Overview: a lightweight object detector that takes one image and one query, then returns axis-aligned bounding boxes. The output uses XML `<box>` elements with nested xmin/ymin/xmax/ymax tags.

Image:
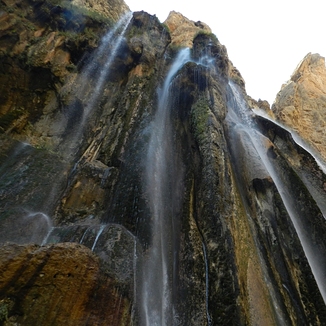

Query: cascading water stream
<box><xmin>40</xmin><ymin>13</ymin><xmax>133</xmax><ymax>246</ymax></box>
<box><xmin>79</xmin><ymin>226</ymin><xmax>90</xmax><ymax>244</ymax></box>
<box><xmin>140</xmin><ymin>48</ymin><xmax>191</xmax><ymax>326</ymax></box>
<box><xmin>227</xmin><ymin>81</ymin><xmax>326</xmax><ymax>304</ymax></box>
<box><xmin>202</xmin><ymin>241</ymin><xmax>212</xmax><ymax>325</ymax></box>
<box><xmin>59</xmin><ymin>12</ymin><xmax>133</xmax><ymax>158</ymax></box>
<box><xmin>80</xmin><ymin>12</ymin><xmax>133</xmax><ymax>121</ymax></box>
<box><xmin>253</xmin><ymin>108</ymin><xmax>326</xmax><ymax>217</ymax></box>
<box><xmin>252</xmin><ymin>108</ymin><xmax>326</xmax><ymax>172</ymax></box>
<box><xmin>41</xmin><ymin>226</ymin><xmax>55</xmax><ymax>246</ymax></box>
<box><xmin>91</xmin><ymin>225</ymin><xmax>105</xmax><ymax>251</ymax></box>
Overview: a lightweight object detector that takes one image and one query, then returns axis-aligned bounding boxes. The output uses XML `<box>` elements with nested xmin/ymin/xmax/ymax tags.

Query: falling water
<box><xmin>41</xmin><ymin>226</ymin><xmax>55</xmax><ymax>246</ymax></box>
<box><xmin>253</xmin><ymin>107</ymin><xmax>326</xmax><ymax>174</ymax></box>
<box><xmin>253</xmin><ymin>108</ymin><xmax>326</xmax><ymax>218</ymax></box>
<box><xmin>79</xmin><ymin>226</ymin><xmax>90</xmax><ymax>244</ymax></box>
<box><xmin>25</xmin><ymin>211</ymin><xmax>52</xmax><ymax>244</ymax></box>
<box><xmin>91</xmin><ymin>225</ymin><xmax>106</xmax><ymax>251</ymax></box>
<box><xmin>140</xmin><ymin>48</ymin><xmax>190</xmax><ymax>326</ymax></box>
<box><xmin>202</xmin><ymin>242</ymin><xmax>212</xmax><ymax>325</ymax></box>
<box><xmin>59</xmin><ymin>12</ymin><xmax>133</xmax><ymax>157</ymax></box>
<box><xmin>0</xmin><ymin>14</ymin><xmax>134</xmax><ymax>247</ymax></box>
<box><xmin>37</xmin><ymin>14</ymin><xmax>133</xmax><ymax>241</ymax></box>
<box><xmin>80</xmin><ymin>12</ymin><xmax>133</xmax><ymax>120</ymax></box>
<box><xmin>227</xmin><ymin>81</ymin><xmax>326</xmax><ymax>304</ymax></box>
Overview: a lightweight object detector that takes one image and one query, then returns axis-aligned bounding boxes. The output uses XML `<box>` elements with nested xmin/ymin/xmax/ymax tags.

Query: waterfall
<box><xmin>0</xmin><ymin>13</ymin><xmax>134</xmax><ymax>247</ymax></box>
<box><xmin>253</xmin><ymin>107</ymin><xmax>326</xmax><ymax>174</ymax></box>
<box><xmin>80</xmin><ymin>12</ymin><xmax>133</xmax><ymax>120</ymax></box>
<box><xmin>253</xmin><ymin>108</ymin><xmax>326</xmax><ymax>217</ymax></box>
<box><xmin>59</xmin><ymin>12</ymin><xmax>133</xmax><ymax>158</ymax></box>
<box><xmin>91</xmin><ymin>225</ymin><xmax>105</xmax><ymax>251</ymax></box>
<box><xmin>40</xmin><ymin>14</ymin><xmax>132</xmax><ymax>241</ymax></box>
<box><xmin>227</xmin><ymin>81</ymin><xmax>326</xmax><ymax>305</ymax></box>
<box><xmin>139</xmin><ymin>48</ymin><xmax>190</xmax><ymax>326</ymax></box>
<box><xmin>41</xmin><ymin>226</ymin><xmax>55</xmax><ymax>246</ymax></box>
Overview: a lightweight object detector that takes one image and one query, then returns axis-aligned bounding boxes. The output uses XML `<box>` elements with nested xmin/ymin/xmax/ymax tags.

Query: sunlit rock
<box><xmin>164</xmin><ymin>11</ymin><xmax>211</xmax><ymax>48</ymax></box>
<box><xmin>273</xmin><ymin>53</ymin><xmax>326</xmax><ymax>161</ymax></box>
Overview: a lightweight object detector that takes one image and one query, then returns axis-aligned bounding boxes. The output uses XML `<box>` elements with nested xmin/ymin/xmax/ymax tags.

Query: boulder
<box><xmin>0</xmin><ymin>242</ymin><xmax>131</xmax><ymax>325</ymax></box>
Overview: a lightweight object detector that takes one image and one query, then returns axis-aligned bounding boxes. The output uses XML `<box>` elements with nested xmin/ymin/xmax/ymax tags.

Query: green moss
<box><xmin>167</xmin><ymin>43</ymin><xmax>184</xmax><ymax>57</ymax></box>
<box><xmin>0</xmin><ymin>299</ymin><xmax>12</xmax><ymax>322</ymax></box>
<box><xmin>161</xmin><ymin>23</ymin><xmax>170</xmax><ymax>34</ymax></box>
<box><xmin>191</xmin><ymin>96</ymin><xmax>210</xmax><ymax>143</ymax></box>
<box><xmin>127</xmin><ymin>25</ymin><xmax>142</xmax><ymax>39</ymax></box>
<box><xmin>193</xmin><ymin>31</ymin><xmax>219</xmax><ymax>44</ymax></box>
<box><xmin>66</xmin><ymin>63</ymin><xmax>77</xmax><ymax>72</ymax></box>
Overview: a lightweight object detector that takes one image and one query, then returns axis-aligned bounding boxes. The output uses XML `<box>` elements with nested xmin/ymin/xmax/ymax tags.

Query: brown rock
<box><xmin>273</xmin><ymin>53</ymin><xmax>326</xmax><ymax>160</ymax></box>
<box><xmin>26</xmin><ymin>32</ymin><xmax>71</xmax><ymax>78</ymax></box>
<box><xmin>0</xmin><ymin>242</ymin><xmax>131</xmax><ymax>325</ymax></box>
<box><xmin>229</xmin><ymin>64</ymin><xmax>246</xmax><ymax>89</ymax></box>
<box><xmin>257</xmin><ymin>99</ymin><xmax>271</xmax><ymax>111</ymax></box>
<box><xmin>247</xmin><ymin>96</ymin><xmax>275</xmax><ymax>119</ymax></box>
<box><xmin>71</xmin><ymin>0</ymin><xmax>130</xmax><ymax>22</ymax></box>
<box><xmin>164</xmin><ymin>11</ymin><xmax>211</xmax><ymax>48</ymax></box>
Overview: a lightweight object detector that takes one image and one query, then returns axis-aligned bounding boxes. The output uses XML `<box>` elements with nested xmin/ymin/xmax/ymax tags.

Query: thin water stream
<box><xmin>253</xmin><ymin>108</ymin><xmax>326</xmax><ymax>218</ymax></box>
<box><xmin>253</xmin><ymin>108</ymin><xmax>326</xmax><ymax>174</ymax></box>
<box><xmin>140</xmin><ymin>48</ymin><xmax>191</xmax><ymax>326</ymax></box>
<box><xmin>80</xmin><ymin>12</ymin><xmax>133</xmax><ymax>120</ymax></box>
<box><xmin>227</xmin><ymin>81</ymin><xmax>326</xmax><ymax>304</ymax></box>
<box><xmin>40</xmin><ymin>14</ymin><xmax>133</xmax><ymax>246</ymax></box>
<box><xmin>91</xmin><ymin>225</ymin><xmax>105</xmax><ymax>251</ymax></box>
<box><xmin>59</xmin><ymin>12</ymin><xmax>133</xmax><ymax>159</ymax></box>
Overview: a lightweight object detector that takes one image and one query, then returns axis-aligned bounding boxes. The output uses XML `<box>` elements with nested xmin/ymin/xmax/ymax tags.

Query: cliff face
<box><xmin>273</xmin><ymin>53</ymin><xmax>326</xmax><ymax>161</ymax></box>
<box><xmin>1</xmin><ymin>0</ymin><xmax>326</xmax><ymax>325</ymax></box>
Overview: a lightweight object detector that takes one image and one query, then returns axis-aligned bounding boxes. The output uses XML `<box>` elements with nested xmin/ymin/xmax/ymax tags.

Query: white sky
<box><xmin>126</xmin><ymin>0</ymin><xmax>325</xmax><ymax>104</ymax></box>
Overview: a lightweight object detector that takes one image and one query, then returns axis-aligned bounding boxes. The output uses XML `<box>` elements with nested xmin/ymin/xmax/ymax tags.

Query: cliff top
<box><xmin>164</xmin><ymin>11</ymin><xmax>211</xmax><ymax>48</ymax></box>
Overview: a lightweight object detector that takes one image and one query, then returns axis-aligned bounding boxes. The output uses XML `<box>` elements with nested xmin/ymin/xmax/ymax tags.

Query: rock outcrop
<box><xmin>0</xmin><ymin>0</ymin><xmax>129</xmax><ymax>146</ymax></box>
<box><xmin>273</xmin><ymin>53</ymin><xmax>326</xmax><ymax>160</ymax></box>
<box><xmin>164</xmin><ymin>11</ymin><xmax>211</xmax><ymax>48</ymax></box>
<box><xmin>1</xmin><ymin>0</ymin><xmax>326</xmax><ymax>325</ymax></box>
<box><xmin>0</xmin><ymin>243</ymin><xmax>130</xmax><ymax>325</ymax></box>
<box><xmin>71</xmin><ymin>0</ymin><xmax>130</xmax><ymax>21</ymax></box>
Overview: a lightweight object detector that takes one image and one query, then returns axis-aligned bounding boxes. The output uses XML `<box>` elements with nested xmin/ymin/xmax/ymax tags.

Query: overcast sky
<box><xmin>126</xmin><ymin>0</ymin><xmax>325</xmax><ymax>104</ymax></box>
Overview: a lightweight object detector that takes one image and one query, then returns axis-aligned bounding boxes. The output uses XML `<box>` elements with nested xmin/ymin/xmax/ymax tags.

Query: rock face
<box><xmin>1</xmin><ymin>0</ymin><xmax>326</xmax><ymax>325</ymax></box>
<box><xmin>273</xmin><ymin>53</ymin><xmax>326</xmax><ymax>160</ymax></box>
<box><xmin>164</xmin><ymin>11</ymin><xmax>211</xmax><ymax>48</ymax></box>
<box><xmin>71</xmin><ymin>0</ymin><xmax>130</xmax><ymax>21</ymax></box>
<box><xmin>0</xmin><ymin>243</ymin><xmax>130</xmax><ymax>325</ymax></box>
